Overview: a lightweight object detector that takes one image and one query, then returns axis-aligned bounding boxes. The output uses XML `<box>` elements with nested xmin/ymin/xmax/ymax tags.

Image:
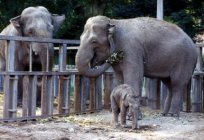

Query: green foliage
<box><xmin>0</xmin><ymin>0</ymin><xmax>203</xmax><ymax>39</ymax></box>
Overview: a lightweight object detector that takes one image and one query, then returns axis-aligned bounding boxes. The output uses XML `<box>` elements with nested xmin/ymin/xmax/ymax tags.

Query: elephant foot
<box><xmin>127</xmin><ymin>113</ymin><xmax>132</xmax><ymax>121</ymax></box>
<box><xmin>121</xmin><ymin>124</ymin><xmax>128</xmax><ymax>128</ymax></box>
<box><xmin>138</xmin><ymin>111</ymin><xmax>143</xmax><ymax>120</ymax></box>
<box><xmin>132</xmin><ymin>125</ymin><xmax>139</xmax><ymax>130</ymax></box>
<box><xmin>113</xmin><ymin>122</ymin><xmax>120</xmax><ymax>128</ymax></box>
<box><xmin>168</xmin><ymin>108</ymin><xmax>180</xmax><ymax>118</ymax></box>
<box><xmin>168</xmin><ymin>113</ymin><xmax>180</xmax><ymax>118</ymax></box>
<box><xmin>127</xmin><ymin>112</ymin><xmax>142</xmax><ymax>120</ymax></box>
<box><xmin>161</xmin><ymin>112</ymin><xmax>168</xmax><ymax>116</ymax></box>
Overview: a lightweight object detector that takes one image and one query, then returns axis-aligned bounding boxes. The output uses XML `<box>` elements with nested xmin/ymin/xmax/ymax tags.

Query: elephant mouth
<box><xmin>90</xmin><ymin>53</ymin><xmax>106</xmax><ymax>68</ymax></box>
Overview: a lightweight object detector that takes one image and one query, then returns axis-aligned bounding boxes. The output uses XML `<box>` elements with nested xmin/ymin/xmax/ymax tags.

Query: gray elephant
<box><xmin>0</xmin><ymin>6</ymin><xmax>64</xmax><ymax>101</ymax></box>
<box><xmin>75</xmin><ymin>16</ymin><xmax>198</xmax><ymax>117</ymax></box>
<box><xmin>111</xmin><ymin>84</ymin><xmax>140</xmax><ymax>129</ymax></box>
<box><xmin>0</xmin><ymin>6</ymin><xmax>65</xmax><ymax>71</ymax></box>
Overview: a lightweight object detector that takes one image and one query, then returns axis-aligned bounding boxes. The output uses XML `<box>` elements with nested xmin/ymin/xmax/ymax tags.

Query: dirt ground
<box><xmin>0</xmin><ymin>107</ymin><xmax>204</xmax><ymax>140</ymax></box>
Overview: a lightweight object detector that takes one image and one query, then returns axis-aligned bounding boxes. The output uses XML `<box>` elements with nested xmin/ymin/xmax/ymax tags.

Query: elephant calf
<box><xmin>111</xmin><ymin>84</ymin><xmax>140</xmax><ymax>129</ymax></box>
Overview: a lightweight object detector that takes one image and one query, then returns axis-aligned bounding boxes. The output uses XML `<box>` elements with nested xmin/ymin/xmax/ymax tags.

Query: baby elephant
<box><xmin>111</xmin><ymin>84</ymin><xmax>140</xmax><ymax>129</ymax></box>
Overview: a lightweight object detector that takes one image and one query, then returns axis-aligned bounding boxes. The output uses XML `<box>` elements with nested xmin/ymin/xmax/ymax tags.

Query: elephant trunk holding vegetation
<box><xmin>76</xmin><ymin>16</ymin><xmax>198</xmax><ymax>117</ymax></box>
<box><xmin>0</xmin><ymin>6</ymin><xmax>65</xmax><ymax>71</ymax></box>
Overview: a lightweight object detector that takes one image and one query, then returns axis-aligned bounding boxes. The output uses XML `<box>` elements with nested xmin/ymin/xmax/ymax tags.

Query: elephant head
<box><xmin>75</xmin><ymin>16</ymin><xmax>116</xmax><ymax>77</ymax></box>
<box><xmin>9</xmin><ymin>6</ymin><xmax>65</xmax><ymax>70</ymax></box>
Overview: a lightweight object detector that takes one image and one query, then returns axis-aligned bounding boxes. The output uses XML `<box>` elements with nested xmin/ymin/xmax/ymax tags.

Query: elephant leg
<box><xmin>111</xmin><ymin>96</ymin><xmax>120</xmax><ymax>127</ymax></box>
<box><xmin>168</xmin><ymin>84</ymin><xmax>185</xmax><ymax>117</ymax></box>
<box><xmin>132</xmin><ymin>108</ymin><xmax>139</xmax><ymax>129</ymax></box>
<box><xmin>114</xmin><ymin>72</ymin><xmax>124</xmax><ymax>86</ymax></box>
<box><xmin>161</xmin><ymin>78</ymin><xmax>172</xmax><ymax>116</ymax></box>
<box><xmin>123</xmin><ymin>64</ymin><xmax>144</xmax><ymax>120</ymax></box>
<box><xmin>120</xmin><ymin>104</ymin><xmax>128</xmax><ymax>128</ymax></box>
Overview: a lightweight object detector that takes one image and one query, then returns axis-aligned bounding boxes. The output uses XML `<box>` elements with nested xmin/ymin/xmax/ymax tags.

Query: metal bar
<box><xmin>0</xmin><ymin>70</ymin><xmax>114</xmax><ymax>75</ymax></box>
<box><xmin>59</xmin><ymin>44</ymin><xmax>67</xmax><ymax>72</ymax></box>
<box><xmin>157</xmin><ymin>0</ymin><xmax>163</xmax><ymax>20</ymax></box>
<box><xmin>196</xmin><ymin>47</ymin><xmax>203</xmax><ymax>71</ymax></box>
<box><xmin>29</xmin><ymin>44</ymin><xmax>32</xmax><ymax>72</ymax></box>
<box><xmin>7</xmin><ymin>40</ymin><xmax>16</xmax><ymax>72</ymax></box>
<box><xmin>0</xmin><ymin>71</ymin><xmax>79</xmax><ymax>75</ymax></box>
<box><xmin>46</xmin><ymin>43</ymin><xmax>49</xmax><ymax>72</ymax></box>
<box><xmin>57</xmin><ymin>76</ymin><xmax>63</xmax><ymax>114</ymax></box>
<box><xmin>0</xmin><ymin>35</ymin><xmax>80</xmax><ymax>45</ymax></box>
<box><xmin>62</xmin><ymin>76</ymin><xmax>70</xmax><ymax>114</ymax></box>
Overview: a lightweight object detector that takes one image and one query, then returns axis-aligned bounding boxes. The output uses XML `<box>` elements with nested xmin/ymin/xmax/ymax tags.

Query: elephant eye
<box><xmin>27</xmin><ymin>28</ymin><xmax>34</xmax><ymax>36</ymax></box>
<box><xmin>91</xmin><ymin>39</ymin><xmax>97</xmax><ymax>44</ymax></box>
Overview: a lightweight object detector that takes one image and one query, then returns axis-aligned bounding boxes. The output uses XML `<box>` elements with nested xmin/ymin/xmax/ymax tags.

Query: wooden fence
<box><xmin>0</xmin><ymin>35</ymin><xmax>204</xmax><ymax>122</ymax></box>
<box><xmin>0</xmin><ymin>35</ymin><xmax>115</xmax><ymax>121</ymax></box>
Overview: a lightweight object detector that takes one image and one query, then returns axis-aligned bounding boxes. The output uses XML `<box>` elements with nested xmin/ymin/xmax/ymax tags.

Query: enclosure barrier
<box><xmin>0</xmin><ymin>35</ymin><xmax>204</xmax><ymax>122</ymax></box>
<box><xmin>0</xmin><ymin>35</ymin><xmax>114</xmax><ymax>121</ymax></box>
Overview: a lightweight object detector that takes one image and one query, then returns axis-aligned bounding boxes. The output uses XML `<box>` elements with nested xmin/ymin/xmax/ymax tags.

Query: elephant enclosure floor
<box><xmin>0</xmin><ymin>107</ymin><xmax>204</xmax><ymax>140</ymax></box>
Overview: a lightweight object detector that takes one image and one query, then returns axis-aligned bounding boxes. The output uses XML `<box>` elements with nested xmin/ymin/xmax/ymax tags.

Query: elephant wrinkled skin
<box><xmin>111</xmin><ymin>84</ymin><xmax>140</xmax><ymax>129</ymax></box>
<box><xmin>75</xmin><ymin>16</ymin><xmax>198</xmax><ymax>116</ymax></box>
<box><xmin>0</xmin><ymin>6</ymin><xmax>65</xmax><ymax>71</ymax></box>
<box><xmin>0</xmin><ymin>6</ymin><xmax>65</xmax><ymax>101</ymax></box>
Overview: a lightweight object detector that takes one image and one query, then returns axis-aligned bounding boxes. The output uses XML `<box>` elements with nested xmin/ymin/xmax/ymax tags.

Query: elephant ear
<box><xmin>52</xmin><ymin>14</ymin><xmax>65</xmax><ymax>34</ymax></box>
<box><xmin>107</xmin><ymin>23</ymin><xmax>116</xmax><ymax>53</ymax></box>
<box><xmin>108</xmin><ymin>23</ymin><xmax>115</xmax><ymax>37</ymax></box>
<box><xmin>10</xmin><ymin>16</ymin><xmax>22</xmax><ymax>33</ymax></box>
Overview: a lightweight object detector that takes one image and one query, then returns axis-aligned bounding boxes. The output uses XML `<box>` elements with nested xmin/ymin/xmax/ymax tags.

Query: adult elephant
<box><xmin>0</xmin><ymin>6</ymin><xmax>65</xmax><ymax>71</ymax></box>
<box><xmin>0</xmin><ymin>6</ymin><xmax>64</xmax><ymax>101</ymax></box>
<box><xmin>75</xmin><ymin>16</ymin><xmax>197</xmax><ymax>116</ymax></box>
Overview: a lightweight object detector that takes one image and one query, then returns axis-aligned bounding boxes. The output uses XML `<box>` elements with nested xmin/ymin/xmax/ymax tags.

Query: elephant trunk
<box><xmin>75</xmin><ymin>47</ymin><xmax>110</xmax><ymax>77</ymax></box>
<box><xmin>132</xmin><ymin>108</ymin><xmax>139</xmax><ymax>129</ymax></box>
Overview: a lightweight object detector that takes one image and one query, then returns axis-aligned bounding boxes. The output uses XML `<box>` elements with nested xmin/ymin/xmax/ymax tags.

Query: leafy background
<box><xmin>0</xmin><ymin>0</ymin><xmax>203</xmax><ymax>40</ymax></box>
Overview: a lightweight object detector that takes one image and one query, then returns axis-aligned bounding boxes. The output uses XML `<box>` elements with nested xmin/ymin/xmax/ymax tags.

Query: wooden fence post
<box><xmin>89</xmin><ymin>78</ymin><xmax>96</xmax><ymax>111</ymax></box>
<box><xmin>160</xmin><ymin>82</ymin><xmax>168</xmax><ymax>110</ymax></box>
<box><xmin>74</xmin><ymin>74</ymin><xmax>81</xmax><ymax>113</ymax></box>
<box><xmin>95</xmin><ymin>75</ymin><xmax>102</xmax><ymax>110</ymax></box>
<box><xmin>148</xmin><ymin>79</ymin><xmax>160</xmax><ymax>109</ymax></box>
<box><xmin>104</xmin><ymin>73</ymin><xmax>113</xmax><ymax>109</ymax></box>
<box><xmin>80</xmin><ymin>76</ymin><xmax>90</xmax><ymax>111</ymax></box>
<box><xmin>3</xmin><ymin>75</ymin><xmax>18</xmax><ymax>118</ymax></box>
<box><xmin>22</xmin><ymin>76</ymin><xmax>37</xmax><ymax>117</ymax></box>
<box><xmin>192</xmin><ymin>76</ymin><xmax>203</xmax><ymax>112</ymax></box>
<box><xmin>191</xmin><ymin>47</ymin><xmax>203</xmax><ymax>112</ymax></box>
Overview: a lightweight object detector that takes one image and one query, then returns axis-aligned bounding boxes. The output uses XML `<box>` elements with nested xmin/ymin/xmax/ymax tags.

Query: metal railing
<box><xmin>0</xmin><ymin>35</ymin><xmax>115</xmax><ymax>121</ymax></box>
<box><xmin>0</xmin><ymin>35</ymin><xmax>204</xmax><ymax>122</ymax></box>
